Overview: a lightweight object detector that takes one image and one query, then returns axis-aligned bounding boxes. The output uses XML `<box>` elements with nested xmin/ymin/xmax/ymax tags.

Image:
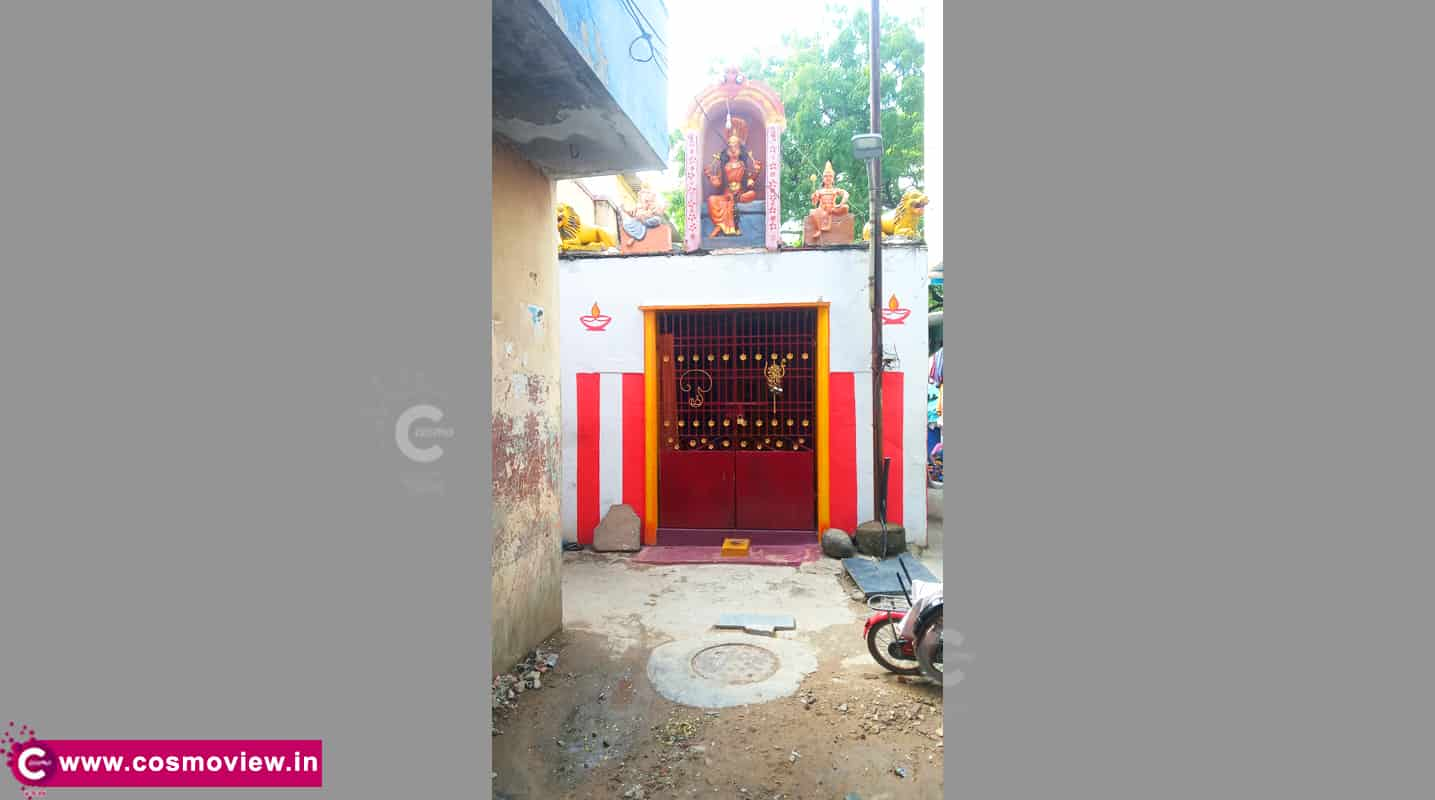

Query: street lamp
<box><xmin>855</xmin><ymin>0</ymin><xmax>894</xmax><ymax>553</ymax></box>
<box><xmin>851</xmin><ymin>133</ymin><xmax>883</xmax><ymax>161</ymax></box>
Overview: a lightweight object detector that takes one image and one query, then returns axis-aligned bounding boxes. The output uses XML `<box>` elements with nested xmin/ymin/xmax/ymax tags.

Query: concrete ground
<box><xmin>493</xmin><ymin>489</ymin><xmax>946</xmax><ymax>800</ymax></box>
<box><xmin>915</xmin><ymin>485</ymin><xmax>944</xmax><ymax>577</ymax></box>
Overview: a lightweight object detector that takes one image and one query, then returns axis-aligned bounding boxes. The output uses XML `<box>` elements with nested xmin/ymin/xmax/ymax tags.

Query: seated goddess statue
<box><xmin>702</xmin><ymin>117</ymin><xmax>761</xmax><ymax>237</ymax></box>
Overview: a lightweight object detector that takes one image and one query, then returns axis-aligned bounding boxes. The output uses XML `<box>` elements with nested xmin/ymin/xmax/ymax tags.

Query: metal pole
<box><xmin>869</xmin><ymin>0</ymin><xmax>885</xmax><ymax>519</ymax></box>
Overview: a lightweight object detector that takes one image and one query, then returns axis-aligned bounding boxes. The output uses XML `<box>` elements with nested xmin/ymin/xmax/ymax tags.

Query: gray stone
<box><xmin>715</xmin><ymin>613</ymin><xmax>796</xmax><ymax>633</ymax></box>
<box><xmin>853</xmin><ymin>521</ymin><xmax>906</xmax><ymax>556</ymax></box>
<box><xmin>593</xmin><ymin>504</ymin><xmax>641</xmax><ymax>552</ymax></box>
<box><xmin>821</xmin><ymin>528</ymin><xmax>856</xmax><ymax>559</ymax></box>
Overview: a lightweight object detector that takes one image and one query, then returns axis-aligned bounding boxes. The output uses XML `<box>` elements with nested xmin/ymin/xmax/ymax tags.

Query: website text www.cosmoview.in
<box><xmin>8</xmin><ymin>739</ymin><xmax>322</xmax><ymax>789</ymax></box>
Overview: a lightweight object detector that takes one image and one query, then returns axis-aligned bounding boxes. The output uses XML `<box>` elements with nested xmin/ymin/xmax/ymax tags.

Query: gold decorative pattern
<box><xmin>679</xmin><ymin>369</ymin><xmax>713</xmax><ymax>408</ymax></box>
<box><xmin>764</xmin><ymin>358</ymin><xmax>786</xmax><ymax>413</ymax></box>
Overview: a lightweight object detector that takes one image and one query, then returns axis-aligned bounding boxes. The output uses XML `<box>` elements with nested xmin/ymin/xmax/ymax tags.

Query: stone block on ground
<box><xmin>821</xmin><ymin>528</ymin><xmax>856</xmax><ymax>559</ymax></box>
<box><xmin>853</xmin><ymin>520</ymin><xmax>906</xmax><ymax>556</ymax></box>
<box><xmin>592</xmin><ymin>504</ymin><xmax>641</xmax><ymax>552</ymax></box>
<box><xmin>715</xmin><ymin>613</ymin><xmax>796</xmax><ymax>634</ymax></box>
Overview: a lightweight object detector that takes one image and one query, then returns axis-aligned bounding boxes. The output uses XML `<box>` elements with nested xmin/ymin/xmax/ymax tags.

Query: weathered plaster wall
<box><xmin>558</xmin><ymin>244</ymin><xmax>930</xmax><ymax>544</ymax></box>
<box><xmin>492</xmin><ymin>139</ymin><xmax>563</xmax><ymax>675</ymax></box>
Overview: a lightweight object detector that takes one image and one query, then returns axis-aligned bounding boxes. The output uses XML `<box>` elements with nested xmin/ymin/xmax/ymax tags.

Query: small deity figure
<box><xmin>620</xmin><ymin>183</ymin><xmax>667</xmax><ymax>242</ymax></box>
<box><xmin>703</xmin><ymin>117</ymin><xmax>761</xmax><ymax>237</ymax></box>
<box><xmin>807</xmin><ymin>161</ymin><xmax>851</xmax><ymax>240</ymax></box>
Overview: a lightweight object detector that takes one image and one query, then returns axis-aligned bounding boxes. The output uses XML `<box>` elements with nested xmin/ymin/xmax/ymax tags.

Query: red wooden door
<box><xmin>735</xmin><ymin>451</ymin><xmax>816</xmax><ymax>530</ymax></box>
<box><xmin>658</xmin><ymin>451</ymin><xmax>735</xmax><ymax>528</ymax></box>
<box><xmin>656</xmin><ymin>308</ymin><xmax>818</xmax><ymax>532</ymax></box>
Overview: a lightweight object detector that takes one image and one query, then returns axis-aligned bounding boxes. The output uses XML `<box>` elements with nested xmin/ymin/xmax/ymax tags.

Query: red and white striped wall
<box><xmin>828</xmin><ymin>371</ymin><xmax>908</xmax><ymax>535</ymax></box>
<box><xmin>564</xmin><ymin>372</ymin><xmax>647</xmax><ymax>545</ymax></box>
<box><xmin>563</xmin><ymin>369</ymin><xmax>918</xmax><ymax>546</ymax></box>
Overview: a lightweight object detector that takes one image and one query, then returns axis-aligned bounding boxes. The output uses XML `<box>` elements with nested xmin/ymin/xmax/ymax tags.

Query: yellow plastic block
<box><xmin>721</xmin><ymin>538</ymin><xmax>751</xmax><ymax>558</ymax></box>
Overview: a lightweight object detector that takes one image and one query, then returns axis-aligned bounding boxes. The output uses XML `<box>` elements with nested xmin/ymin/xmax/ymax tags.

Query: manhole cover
<box><xmin>690</xmin><ymin>643</ymin><xmax>780</xmax><ymax>685</ymax></box>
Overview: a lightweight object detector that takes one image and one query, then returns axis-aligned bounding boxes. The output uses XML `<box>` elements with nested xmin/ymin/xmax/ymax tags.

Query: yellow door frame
<box><xmin>642</xmin><ymin>302</ymin><xmax>831</xmax><ymax>544</ymax></box>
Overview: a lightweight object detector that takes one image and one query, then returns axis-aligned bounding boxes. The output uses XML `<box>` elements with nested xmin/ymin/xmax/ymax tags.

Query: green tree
<box><xmin>723</xmin><ymin>4</ymin><xmax>925</xmax><ymax>234</ymax></box>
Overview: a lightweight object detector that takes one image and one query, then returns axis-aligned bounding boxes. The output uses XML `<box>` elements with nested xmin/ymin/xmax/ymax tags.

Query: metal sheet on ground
<box><xmin>841</xmin><ymin>554</ymin><xmax>938</xmax><ymax>598</ymax></box>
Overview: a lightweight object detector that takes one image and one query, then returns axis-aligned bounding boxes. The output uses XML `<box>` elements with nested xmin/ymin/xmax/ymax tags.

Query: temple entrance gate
<box><xmin>656</xmin><ymin>307</ymin><xmax>818</xmax><ymax>538</ymax></box>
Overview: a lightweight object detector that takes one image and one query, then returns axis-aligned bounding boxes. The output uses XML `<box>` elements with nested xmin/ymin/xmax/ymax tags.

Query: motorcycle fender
<box><xmin>863</xmin><ymin>611</ymin><xmax>905</xmax><ymax>639</ymax></box>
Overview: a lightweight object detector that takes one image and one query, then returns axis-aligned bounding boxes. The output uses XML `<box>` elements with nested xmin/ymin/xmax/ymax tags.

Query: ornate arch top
<box><xmin>684</xmin><ymin>66</ymin><xmax>786</xmax><ymax>132</ymax></box>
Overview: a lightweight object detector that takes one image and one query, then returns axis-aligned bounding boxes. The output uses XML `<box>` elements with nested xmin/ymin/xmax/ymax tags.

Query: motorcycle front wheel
<box><xmin>866</xmin><ymin>619</ymin><xmax>921</xmax><ymax>676</ymax></box>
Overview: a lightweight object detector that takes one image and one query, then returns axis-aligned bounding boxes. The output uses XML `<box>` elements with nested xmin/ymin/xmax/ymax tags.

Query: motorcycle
<box><xmin>863</xmin><ymin>558</ymin><xmax>943</xmax><ymax>682</ymax></box>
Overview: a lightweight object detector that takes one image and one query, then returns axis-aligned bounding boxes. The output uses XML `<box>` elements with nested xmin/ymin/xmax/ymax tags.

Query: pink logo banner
<box><xmin>7</xmin><ymin>739</ymin><xmax>322</xmax><ymax>789</ymax></box>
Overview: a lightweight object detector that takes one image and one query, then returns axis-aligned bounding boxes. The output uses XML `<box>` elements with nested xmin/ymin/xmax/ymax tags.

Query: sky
<box><xmin>636</xmin><ymin>0</ymin><xmax>929</xmax><ymax>192</ymax></box>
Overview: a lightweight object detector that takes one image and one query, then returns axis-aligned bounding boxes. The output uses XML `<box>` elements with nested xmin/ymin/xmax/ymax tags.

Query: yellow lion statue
<box><xmin>557</xmin><ymin>203</ymin><xmax>617</xmax><ymax>252</ymax></box>
<box><xmin>862</xmin><ymin>189</ymin><xmax>929</xmax><ymax>241</ymax></box>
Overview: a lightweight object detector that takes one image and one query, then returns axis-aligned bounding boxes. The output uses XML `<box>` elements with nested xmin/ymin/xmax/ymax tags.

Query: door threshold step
<box><xmin>633</xmin><ymin>544</ymin><xmax>821</xmax><ymax>567</ymax></box>
<box><xmin>656</xmin><ymin>528</ymin><xmax>817</xmax><ymax>546</ymax></box>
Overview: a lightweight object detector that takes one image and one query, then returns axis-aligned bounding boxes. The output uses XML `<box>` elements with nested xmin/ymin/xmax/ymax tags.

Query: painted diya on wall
<box><xmin>881</xmin><ymin>294</ymin><xmax>911</xmax><ymax>325</ymax></box>
<box><xmin>580</xmin><ymin>302</ymin><xmax>612</xmax><ymax>331</ymax></box>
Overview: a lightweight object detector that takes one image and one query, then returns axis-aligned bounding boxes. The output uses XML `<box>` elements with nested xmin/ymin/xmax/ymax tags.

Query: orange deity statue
<box><xmin>702</xmin><ymin>117</ymin><xmax>762</xmax><ymax>237</ymax></box>
<box><xmin>803</xmin><ymin>161</ymin><xmax>855</xmax><ymax>245</ymax></box>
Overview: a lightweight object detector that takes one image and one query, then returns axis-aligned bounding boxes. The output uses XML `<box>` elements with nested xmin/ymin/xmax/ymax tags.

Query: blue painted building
<box><xmin>495</xmin><ymin>0</ymin><xmax>668</xmax><ymax>178</ymax></box>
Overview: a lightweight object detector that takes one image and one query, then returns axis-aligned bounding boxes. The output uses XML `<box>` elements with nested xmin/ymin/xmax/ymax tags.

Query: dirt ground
<box><xmin>493</xmin><ymin>503</ymin><xmax>947</xmax><ymax>800</ymax></box>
